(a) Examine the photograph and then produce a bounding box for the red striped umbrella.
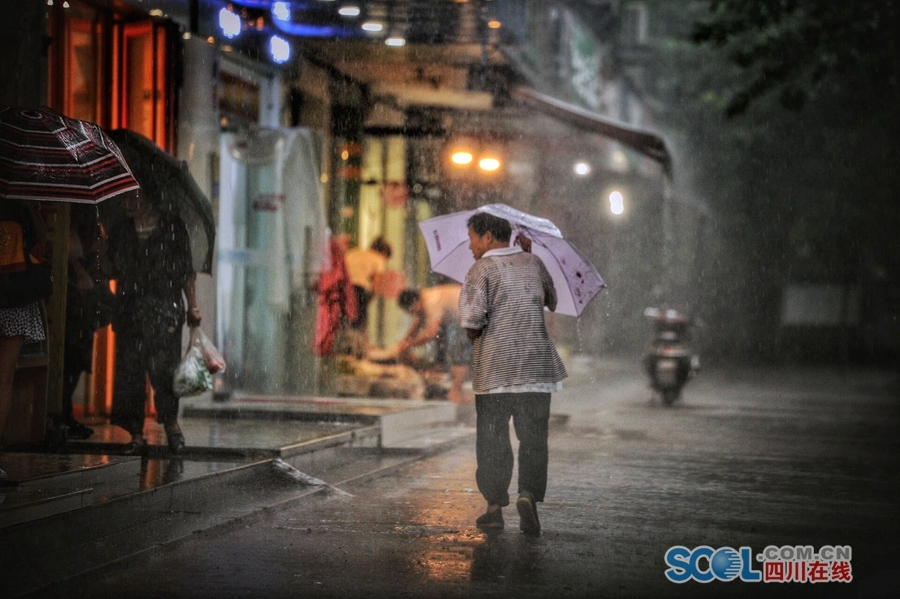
[0,106,139,204]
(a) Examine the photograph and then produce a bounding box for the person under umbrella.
[103,129,215,275]
[107,190,200,454]
[0,200,51,479]
[1,105,139,475]
[61,205,115,439]
[418,203,605,317]
[459,212,568,536]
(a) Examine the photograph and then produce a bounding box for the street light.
[478,156,501,172]
[451,151,473,165]
[446,139,504,175]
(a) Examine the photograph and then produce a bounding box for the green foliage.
[692,0,900,116]
[630,0,900,358]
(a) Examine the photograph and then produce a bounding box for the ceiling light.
[219,7,242,39]
[574,161,592,176]
[338,6,361,17]
[272,1,291,21]
[609,191,625,215]
[385,36,406,47]
[488,20,502,29]
[269,35,291,63]
[362,22,384,32]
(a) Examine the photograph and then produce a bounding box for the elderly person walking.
[459,212,567,536]
[108,192,200,454]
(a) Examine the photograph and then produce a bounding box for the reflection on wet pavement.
[70,417,361,451]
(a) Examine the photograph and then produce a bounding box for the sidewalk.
[0,354,640,597]
[39,358,898,599]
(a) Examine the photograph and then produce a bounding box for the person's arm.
[544,280,558,312]
[460,265,489,342]
[68,229,94,290]
[517,234,557,310]
[184,276,201,327]
[24,202,50,261]
[401,313,442,351]
[396,312,423,354]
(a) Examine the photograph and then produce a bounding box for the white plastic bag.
[173,327,223,397]
[173,345,212,397]
[193,326,226,374]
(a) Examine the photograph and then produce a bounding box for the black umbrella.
[102,129,215,274]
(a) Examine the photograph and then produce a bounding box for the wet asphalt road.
[57,358,899,599]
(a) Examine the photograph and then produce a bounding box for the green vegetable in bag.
[173,345,213,397]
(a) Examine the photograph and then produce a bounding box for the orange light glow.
[451,151,474,165]
[478,157,501,171]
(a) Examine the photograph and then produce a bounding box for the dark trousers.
[475,392,551,507]
[350,285,371,330]
[62,337,93,418]
[111,314,182,434]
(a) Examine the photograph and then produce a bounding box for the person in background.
[107,192,200,455]
[396,284,470,403]
[459,212,567,536]
[343,236,392,333]
[61,205,115,439]
[313,235,358,357]
[0,201,50,479]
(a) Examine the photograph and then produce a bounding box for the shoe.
[475,506,504,531]
[165,422,185,455]
[64,418,94,440]
[517,492,541,536]
[122,436,147,456]
[167,433,185,455]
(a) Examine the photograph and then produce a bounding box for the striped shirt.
[459,246,567,394]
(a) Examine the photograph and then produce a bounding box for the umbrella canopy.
[418,203,606,317]
[103,129,216,274]
[0,106,140,204]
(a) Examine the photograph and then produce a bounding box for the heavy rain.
[1,1,898,598]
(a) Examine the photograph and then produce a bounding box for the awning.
[510,86,672,176]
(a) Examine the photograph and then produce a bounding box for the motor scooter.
[642,307,700,405]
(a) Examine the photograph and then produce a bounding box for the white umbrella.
[417,203,606,316]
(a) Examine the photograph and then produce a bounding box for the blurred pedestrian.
[1,200,51,478]
[396,284,470,402]
[313,235,358,357]
[343,236,392,332]
[459,212,567,535]
[61,205,114,439]
[107,192,200,455]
